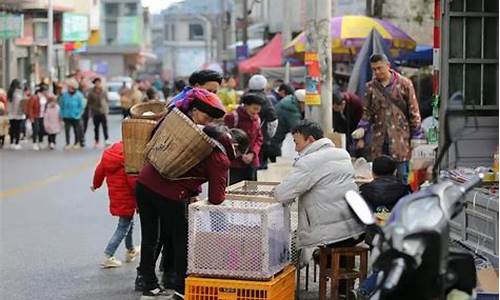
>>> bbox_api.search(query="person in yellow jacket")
[217,75,239,112]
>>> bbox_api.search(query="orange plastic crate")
[185,265,296,300]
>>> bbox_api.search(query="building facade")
[0,0,96,89]
[155,0,228,79]
[80,0,152,79]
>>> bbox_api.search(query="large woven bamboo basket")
[144,107,217,179]
[130,101,167,120]
[122,118,157,174]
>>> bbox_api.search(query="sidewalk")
[256,134,321,299]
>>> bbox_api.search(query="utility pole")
[241,0,249,87]
[317,0,333,133]
[47,0,54,87]
[242,0,248,48]
[305,0,332,133]
[282,0,292,84]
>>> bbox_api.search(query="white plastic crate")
[187,197,291,280]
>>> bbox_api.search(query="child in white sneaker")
[91,141,140,268]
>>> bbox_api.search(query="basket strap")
[211,138,227,155]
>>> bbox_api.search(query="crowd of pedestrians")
[0,72,174,151]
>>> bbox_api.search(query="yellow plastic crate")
[185,265,296,300]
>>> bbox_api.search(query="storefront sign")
[236,45,249,61]
[305,52,321,105]
[117,16,142,45]
[0,13,24,40]
[63,13,89,42]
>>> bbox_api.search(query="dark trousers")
[0,135,4,147]
[48,134,56,144]
[229,166,257,185]
[122,108,130,119]
[136,182,188,294]
[92,114,109,143]
[19,119,26,139]
[9,119,22,144]
[32,117,45,143]
[63,118,82,146]
[82,107,89,134]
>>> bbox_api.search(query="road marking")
[0,159,97,200]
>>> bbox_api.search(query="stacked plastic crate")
[186,181,296,300]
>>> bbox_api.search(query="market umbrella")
[347,29,394,98]
[395,44,433,67]
[284,15,416,61]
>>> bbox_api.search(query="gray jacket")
[274,138,364,248]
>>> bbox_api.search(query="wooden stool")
[318,246,368,300]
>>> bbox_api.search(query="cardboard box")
[477,267,499,293]
[325,132,346,149]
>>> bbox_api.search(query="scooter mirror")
[345,190,376,225]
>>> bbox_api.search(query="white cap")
[66,78,79,89]
[248,74,268,90]
[294,89,306,102]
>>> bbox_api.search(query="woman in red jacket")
[224,92,264,185]
[91,141,140,268]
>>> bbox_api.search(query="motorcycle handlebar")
[383,258,406,291]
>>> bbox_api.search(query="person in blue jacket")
[60,78,85,150]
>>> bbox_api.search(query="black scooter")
[345,174,482,300]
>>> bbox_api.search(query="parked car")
[106,81,125,114]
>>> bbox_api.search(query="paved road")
[0,115,143,300]
[0,115,322,300]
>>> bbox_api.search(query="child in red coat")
[91,141,140,268]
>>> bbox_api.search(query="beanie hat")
[240,93,265,106]
[177,88,226,119]
[248,75,268,91]
[66,78,79,90]
[294,89,306,102]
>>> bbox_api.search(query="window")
[164,24,170,40]
[105,3,119,17]
[446,0,499,109]
[124,3,137,16]
[33,19,48,44]
[189,23,204,40]
[105,20,117,44]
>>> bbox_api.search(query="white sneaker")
[104,140,111,146]
[13,144,22,150]
[101,256,122,268]
[126,246,141,263]
[49,143,55,150]
[72,144,81,150]
[33,144,40,151]
[64,144,72,150]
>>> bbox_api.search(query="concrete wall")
[383,0,434,45]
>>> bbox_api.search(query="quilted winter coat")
[92,142,137,217]
[274,138,365,248]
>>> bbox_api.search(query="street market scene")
[0,0,498,299]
